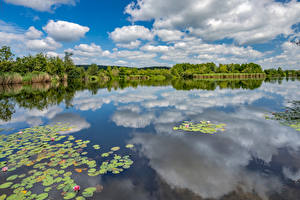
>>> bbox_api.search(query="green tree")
[87,64,99,76]
[0,46,14,62]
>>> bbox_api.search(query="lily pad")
[36,193,48,200]
[93,145,100,150]
[111,147,120,151]
[6,175,18,181]
[82,187,96,198]
[0,182,13,189]
[125,144,134,149]
[173,121,226,134]
[64,192,77,199]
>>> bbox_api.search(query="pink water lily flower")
[2,167,8,172]
[185,124,189,128]
[73,185,80,191]
[51,137,55,141]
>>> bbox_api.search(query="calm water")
[1,79,300,200]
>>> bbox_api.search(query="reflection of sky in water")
[1,80,300,199]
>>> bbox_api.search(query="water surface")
[1,79,300,200]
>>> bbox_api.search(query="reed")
[23,72,51,84]
[193,73,266,80]
[0,73,23,85]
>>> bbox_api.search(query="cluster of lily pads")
[0,124,134,200]
[173,121,226,134]
[265,101,300,132]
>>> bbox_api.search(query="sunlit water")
[1,79,300,200]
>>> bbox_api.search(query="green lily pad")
[93,145,100,150]
[125,144,134,149]
[266,101,300,132]
[64,192,77,199]
[111,147,120,151]
[76,197,86,200]
[6,175,18,181]
[0,194,6,200]
[0,182,13,189]
[82,187,96,198]
[173,121,226,135]
[36,193,48,200]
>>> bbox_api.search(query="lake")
[1,78,300,200]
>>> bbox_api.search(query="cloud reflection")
[50,113,90,134]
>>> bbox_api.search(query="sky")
[0,0,299,69]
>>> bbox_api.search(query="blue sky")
[0,0,299,69]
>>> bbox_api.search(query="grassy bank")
[0,72,67,85]
[193,73,266,80]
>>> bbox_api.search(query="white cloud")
[140,44,170,53]
[43,20,90,42]
[65,43,112,65]
[4,0,77,12]
[116,40,141,49]
[26,37,62,51]
[46,51,60,57]
[25,26,43,40]
[154,29,185,41]
[0,31,23,44]
[126,0,300,44]
[259,41,300,69]
[155,37,264,64]
[111,50,157,60]
[109,25,153,43]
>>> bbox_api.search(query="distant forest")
[0,45,299,85]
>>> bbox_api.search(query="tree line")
[0,46,299,85]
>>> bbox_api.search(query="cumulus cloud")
[0,21,63,53]
[140,44,170,53]
[25,26,43,40]
[109,25,153,43]
[114,50,157,60]
[4,0,77,12]
[259,41,300,69]
[154,29,185,41]
[43,20,90,42]
[125,0,300,44]
[26,37,62,51]
[116,40,141,49]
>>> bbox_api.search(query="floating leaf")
[76,197,86,200]
[173,121,226,135]
[93,145,100,150]
[111,147,120,151]
[64,192,77,199]
[101,153,109,157]
[0,194,7,200]
[82,187,96,198]
[0,182,13,189]
[36,193,48,200]
[125,144,134,149]
[6,175,18,181]
[266,101,300,132]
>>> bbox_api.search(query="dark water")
[1,79,300,200]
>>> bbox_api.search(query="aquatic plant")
[0,123,134,199]
[125,144,134,149]
[173,121,226,134]
[265,101,300,132]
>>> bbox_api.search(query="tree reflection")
[0,78,293,121]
